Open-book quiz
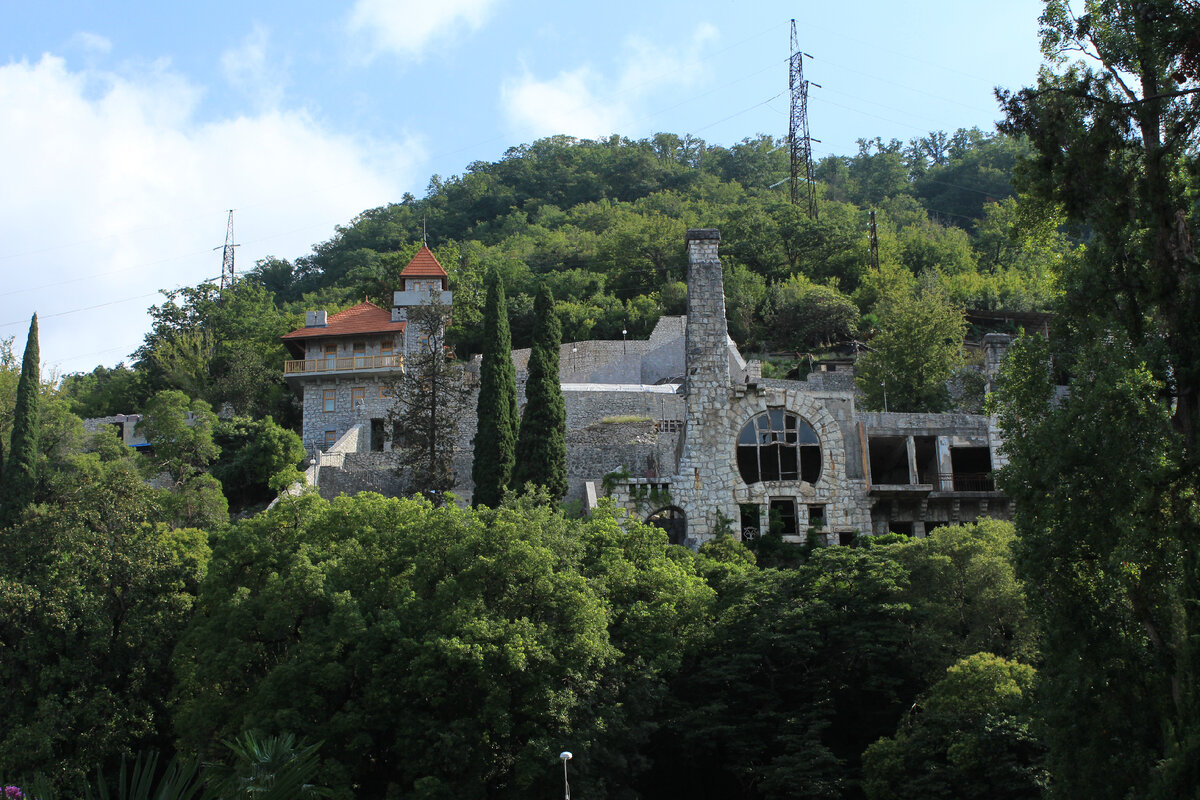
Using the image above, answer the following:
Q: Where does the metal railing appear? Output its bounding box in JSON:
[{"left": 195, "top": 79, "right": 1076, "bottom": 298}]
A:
[
  {"left": 283, "top": 354, "right": 405, "bottom": 375},
  {"left": 919, "top": 471, "right": 996, "bottom": 492}
]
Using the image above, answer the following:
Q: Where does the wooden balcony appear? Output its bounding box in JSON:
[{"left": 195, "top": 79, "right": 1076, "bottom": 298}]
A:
[{"left": 284, "top": 354, "right": 405, "bottom": 375}]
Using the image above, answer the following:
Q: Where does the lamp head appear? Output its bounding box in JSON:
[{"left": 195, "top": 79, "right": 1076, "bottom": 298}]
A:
[{"left": 560, "top": 751, "right": 573, "bottom": 761}]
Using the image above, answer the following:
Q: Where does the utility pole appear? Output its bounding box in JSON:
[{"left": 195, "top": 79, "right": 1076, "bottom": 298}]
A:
[
  {"left": 216, "top": 209, "right": 239, "bottom": 294},
  {"left": 868, "top": 209, "right": 880, "bottom": 270},
  {"left": 788, "top": 19, "right": 819, "bottom": 219}
]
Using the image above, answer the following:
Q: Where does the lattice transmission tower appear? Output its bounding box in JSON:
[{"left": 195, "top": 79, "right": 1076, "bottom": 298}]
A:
[
  {"left": 216, "top": 209, "right": 239, "bottom": 293},
  {"left": 788, "top": 19, "right": 819, "bottom": 219}
]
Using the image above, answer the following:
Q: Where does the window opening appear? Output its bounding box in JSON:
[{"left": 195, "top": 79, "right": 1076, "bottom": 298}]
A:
[
  {"left": 739, "top": 503, "right": 761, "bottom": 541},
  {"left": 323, "top": 388, "right": 336, "bottom": 412},
  {"left": 807, "top": 504, "right": 826, "bottom": 529},
  {"left": 645, "top": 506, "right": 687, "bottom": 546},
  {"left": 323, "top": 429, "right": 337, "bottom": 449},
  {"left": 736, "top": 411, "right": 821, "bottom": 485},
  {"left": 769, "top": 498, "right": 799, "bottom": 537},
  {"left": 868, "top": 436, "right": 910, "bottom": 485},
  {"left": 353, "top": 341, "right": 367, "bottom": 368},
  {"left": 324, "top": 343, "right": 337, "bottom": 368},
  {"left": 950, "top": 447, "right": 994, "bottom": 491},
  {"left": 914, "top": 436, "right": 938, "bottom": 485},
  {"left": 370, "top": 419, "right": 385, "bottom": 452},
  {"left": 352, "top": 387, "right": 366, "bottom": 409},
  {"left": 889, "top": 521, "right": 914, "bottom": 537}
]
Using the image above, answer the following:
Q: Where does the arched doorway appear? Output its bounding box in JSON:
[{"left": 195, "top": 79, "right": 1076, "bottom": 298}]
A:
[{"left": 646, "top": 506, "right": 687, "bottom": 546}]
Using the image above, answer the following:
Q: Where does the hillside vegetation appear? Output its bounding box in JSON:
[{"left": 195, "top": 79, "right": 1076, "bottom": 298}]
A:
[{"left": 60, "top": 127, "right": 1067, "bottom": 424}]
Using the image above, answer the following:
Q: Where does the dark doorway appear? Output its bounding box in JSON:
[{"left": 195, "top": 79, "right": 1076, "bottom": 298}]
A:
[{"left": 646, "top": 507, "right": 687, "bottom": 546}]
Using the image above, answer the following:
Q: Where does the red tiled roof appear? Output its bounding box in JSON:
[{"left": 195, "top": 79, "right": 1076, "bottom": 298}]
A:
[
  {"left": 400, "top": 245, "right": 448, "bottom": 279},
  {"left": 281, "top": 301, "right": 407, "bottom": 341}
]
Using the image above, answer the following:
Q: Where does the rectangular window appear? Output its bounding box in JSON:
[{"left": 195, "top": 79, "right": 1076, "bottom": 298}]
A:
[
  {"left": 379, "top": 385, "right": 391, "bottom": 399},
  {"left": 807, "top": 504, "right": 826, "bottom": 529},
  {"left": 769, "top": 498, "right": 799, "bottom": 537},
  {"left": 352, "top": 387, "right": 366, "bottom": 409},
  {"left": 323, "top": 388, "right": 336, "bottom": 412},
  {"left": 353, "top": 341, "right": 367, "bottom": 369},
  {"left": 324, "top": 343, "right": 337, "bottom": 368},
  {"left": 380, "top": 339, "right": 393, "bottom": 355},
  {"left": 323, "top": 429, "right": 337, "bottom": 449}
]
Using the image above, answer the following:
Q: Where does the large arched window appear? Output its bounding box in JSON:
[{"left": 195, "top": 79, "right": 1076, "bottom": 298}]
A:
[{"left": 736, "top": 410, "right": 821, "bottom": 484}]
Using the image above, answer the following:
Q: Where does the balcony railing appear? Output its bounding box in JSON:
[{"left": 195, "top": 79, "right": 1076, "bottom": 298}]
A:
[
  {"left": 919, "top": 471, "right": 996, "bottom": 492},
  {"left": 284, "top": 354, "right": 405, "bottom": 375}
]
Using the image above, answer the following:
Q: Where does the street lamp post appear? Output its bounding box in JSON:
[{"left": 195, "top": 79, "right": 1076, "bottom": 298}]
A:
[{"left": 559, "top": 751, "right": 572, "bottom": 800}]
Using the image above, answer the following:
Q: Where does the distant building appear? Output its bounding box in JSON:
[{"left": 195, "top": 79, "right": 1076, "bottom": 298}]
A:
[
  {"left": 281, "top": 245, "right": 450, "bottom": 456},
  {"left": 283, "top": 232, "right": 1013, "bottom": 546}
]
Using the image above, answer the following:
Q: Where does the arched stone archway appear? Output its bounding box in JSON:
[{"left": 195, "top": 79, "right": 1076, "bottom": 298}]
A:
[{"left": 646, "top": 506, "right": 687, "bottom": 546}]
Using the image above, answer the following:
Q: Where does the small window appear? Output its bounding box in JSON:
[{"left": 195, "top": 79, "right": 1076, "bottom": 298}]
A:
[
  {"left": 807, "top": 504, "right": 826, "bottom": 529},
  {"left": 739, "top": 503, "right": 761, "bottom": 541},
  {"left": 379, "top": 385, "right": 392, "bottom": 399},
  {"left": 323, "top": 429, "right": 337, "bottom": 449},
  {"left": 323, "top": 388, "right": 336, "bottom": 412},
  {"left": 352, "top": 387, "right": 366, "bottom": 409},
  {"left": 324, "top": 343, "right": 337, "bottom": 367},
  {"left": 353, "top": 341, "right": 367, "bottom": 368},
  {"left": 380, "top": 339, "right": 393, "bottom": 356},
  {"left": 769, "top": 498, "right": 799, "bottom": 537}
]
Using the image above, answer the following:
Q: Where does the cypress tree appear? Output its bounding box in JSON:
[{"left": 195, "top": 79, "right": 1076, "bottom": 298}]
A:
[
  {"left": 512, "top": 286, "right": 567, "bottom": 499},
  {"left": 1, "top": 314, "right": 40, "bottom": 526},
  {"left": 471, "top": 275, "right": 518, "bottom": 507}
]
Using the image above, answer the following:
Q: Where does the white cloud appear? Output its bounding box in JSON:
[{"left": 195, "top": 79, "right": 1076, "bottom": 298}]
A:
[
  {"left": 0, "top": 55, "right": 423, "bottom": 374},
  {"left": 501, "top": 66, "right": 629, "bottom": 140},
  {"left": 347, "top": 0, "right": 495, "bottom": 60},
  {"left": 500, "top": 24, "right": 719, "bottom": 141},
  {"left": 220, "top": 23, "right": 287, "bottom": 109},
  {"left": 67, "top": 32, "right": 113, "bottom": 55}
]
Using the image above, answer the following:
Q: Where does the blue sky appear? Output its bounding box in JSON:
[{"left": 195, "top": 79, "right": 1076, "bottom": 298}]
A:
[{"left": 0, "top": 0, "right": 1048, "bottom": 375}]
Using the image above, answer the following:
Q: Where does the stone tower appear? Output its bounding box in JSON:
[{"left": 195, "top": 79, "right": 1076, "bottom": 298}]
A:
[{"left": 671, "top": 229, "right": 740, "bottom": 543}]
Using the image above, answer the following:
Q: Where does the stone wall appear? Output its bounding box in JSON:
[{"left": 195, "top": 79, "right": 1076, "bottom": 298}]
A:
[{"left": 299, "top": 376, "right": 392, "bottom": 454}]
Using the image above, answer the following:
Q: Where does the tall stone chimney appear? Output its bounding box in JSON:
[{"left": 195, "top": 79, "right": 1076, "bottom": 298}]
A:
[
  {"left": 683, "top": 228, "right": 729, "bottom": 402},
  {"left": 674, "top": 228, "right": 734, "bottom": 542}
]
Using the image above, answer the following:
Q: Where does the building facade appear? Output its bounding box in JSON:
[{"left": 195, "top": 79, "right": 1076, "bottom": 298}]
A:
[{"left": 285, "top": 231, "right": 1012, "bottom": 547}]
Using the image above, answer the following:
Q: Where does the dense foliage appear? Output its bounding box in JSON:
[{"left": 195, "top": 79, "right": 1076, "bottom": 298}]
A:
[
  {"left": 470, "top": 275, "right": 518, "bottom": 508},
  {"left": 511, "top": 286, "right": 568, "bottom": 498},
  {"left": 13, "top": 2, "right": 1200, "bottom": 795},
  {"left": 992, "top": 1, "right": 1200, "bottom": 797}
]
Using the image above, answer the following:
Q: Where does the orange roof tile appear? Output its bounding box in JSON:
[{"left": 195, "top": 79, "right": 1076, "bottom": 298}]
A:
[
  {"left": 400, "top": 245, "right": 448, "bottom": 279},
  {"left": 281, "top": 301, "right": 407, "bottom": 341}
]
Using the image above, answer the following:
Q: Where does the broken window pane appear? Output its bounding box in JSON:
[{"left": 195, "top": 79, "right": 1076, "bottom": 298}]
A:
[{"left": 737, "top": 412, "right": 821, "bottom": 485}]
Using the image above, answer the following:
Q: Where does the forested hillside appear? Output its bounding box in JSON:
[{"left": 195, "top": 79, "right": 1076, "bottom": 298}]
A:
[{"left": 59, "top": 126, "right": 1067, "bottom": 425}]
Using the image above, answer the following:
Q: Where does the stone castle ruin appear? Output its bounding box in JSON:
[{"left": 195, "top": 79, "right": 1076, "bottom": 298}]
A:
[{"left": 283, "top": 229, "right": 1013, "bottom": 547}]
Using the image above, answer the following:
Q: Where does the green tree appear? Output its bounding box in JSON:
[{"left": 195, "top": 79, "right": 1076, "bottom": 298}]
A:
[
  {"left": 386, "top": 294, "right": 470, "bottom": 503},
  {"left": 471, "top": 275, "right": 518, "bottom": 507},
  {"left": 856, "top": 283, "right": 966, "bottom": 412},
  {"left": 881, "top": 520, "right": 1038, "bottom": 681},
  {"left": 862, "top": 653, "right": 1046, "bottom": 800},
  {"left": 512, "top": 286, "right": 567, "bottom": 499},
  {"left": 173, "top": 493, "right": 709, "bottom": 799},
  {"left": 762, "top": 275, "right": 859, "bottom": 351},
  {"left": 994, "top": 2, "right": 1200, "bottom": 796},
  {"left": 654, "top": 546, "right": 916, "bottom": 799},
  {"left": 1, "top": 315, "right": 40, "bottom": 527},
  {"left": 0, "top": 452, "right": 209, "bottom": 787},
  {"left": 211, "top": 415, "right": 306, "bottom": 511},
  {"left": 137, "top": 390, "right": 220, "bottom": 485}
]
